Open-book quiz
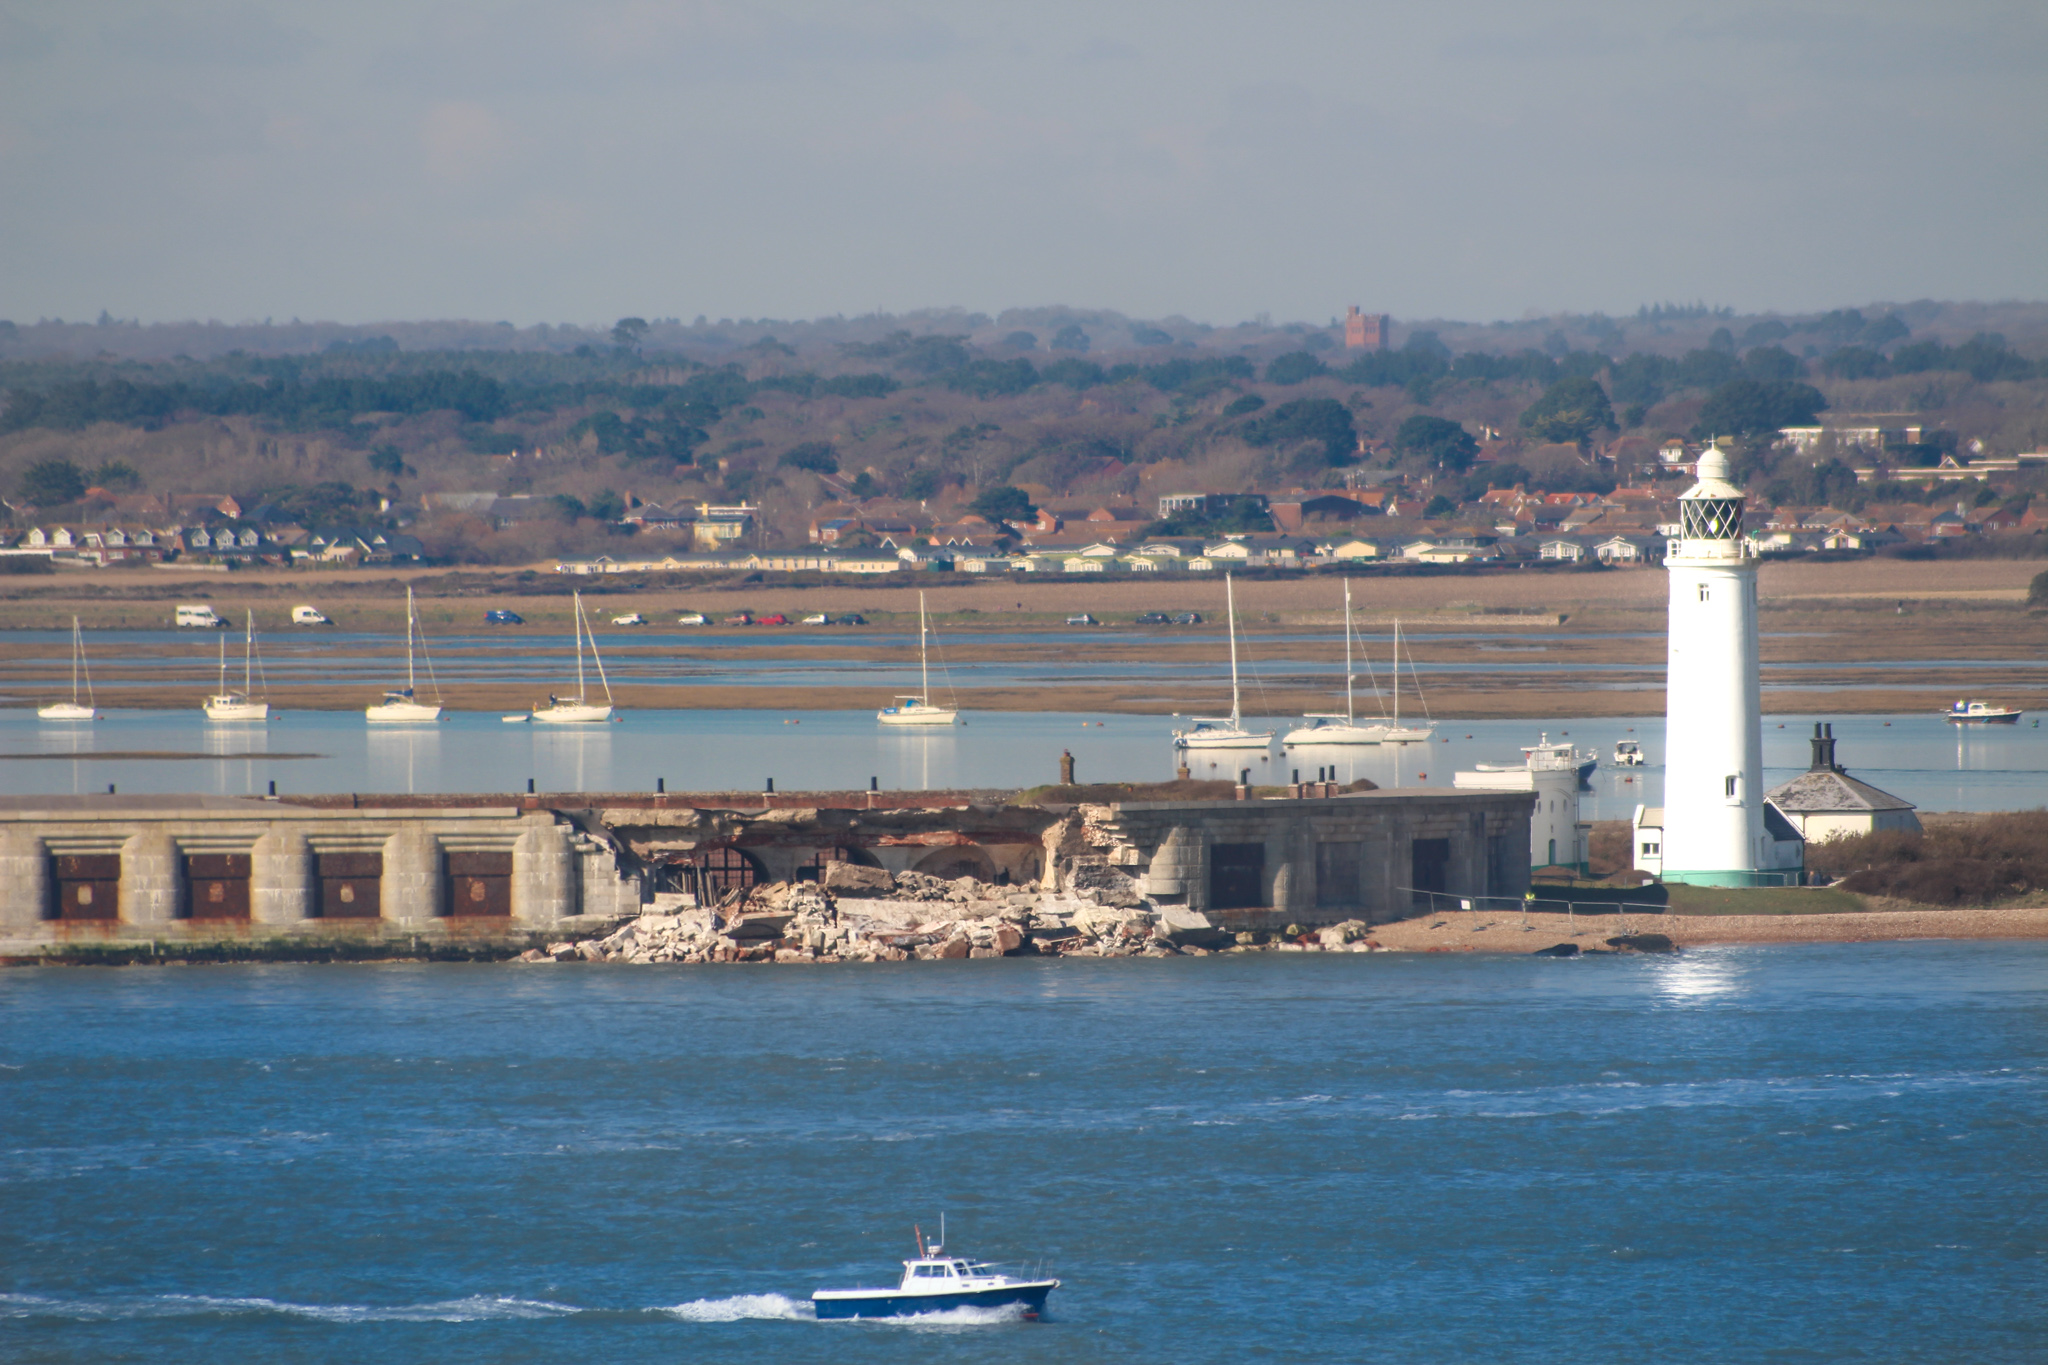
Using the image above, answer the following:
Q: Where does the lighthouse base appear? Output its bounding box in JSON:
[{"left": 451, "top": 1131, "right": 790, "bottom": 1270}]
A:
[{"left": 1660, "top": 868, "right": 1806, "bottom": 889}]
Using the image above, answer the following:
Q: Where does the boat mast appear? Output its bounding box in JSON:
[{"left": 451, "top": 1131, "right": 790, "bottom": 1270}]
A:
[
  {"left": 405, "top": 585, "right": 418, "bottom": 692},
  {"left": 1391, "top": 619, "right": 1400, "bottom": 728},
  {"left": 1226, "top": 573, "right": 1241, "bottom": 728},
  {"left": 919, "top": 591, "right": 931, "bottom": 702},
  {"left": 1343, "top": 581, "right": 1354, "bottom": 724},
  {"left": 69, "top": 616, "right": 82, "bottom": 705},
  {"left": 243, "top": 611, "right": 255, "bottom": 696},
  {"left": 217, "top": 630, "right": 227, "bottom": 696},
  {"left": 573, "top": 591, "right": 587, "bottom": 702}
]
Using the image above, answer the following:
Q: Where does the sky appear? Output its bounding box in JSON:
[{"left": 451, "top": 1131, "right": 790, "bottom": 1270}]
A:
[{"left": 2, "top": 1, "right": 2044, "bottom": 328}]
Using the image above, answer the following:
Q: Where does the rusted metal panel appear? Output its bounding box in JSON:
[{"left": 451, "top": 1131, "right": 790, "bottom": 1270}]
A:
[
  {"left": 52, "top": 853, "right": 120, "bottom": 921},
  {"left": 183, "top": 852, "right": 251, "bottom": 920},
  {"left": 315, "top": 851, "right": 382, "bottom": 919},
  {"left": 445, "top": 850, "right": 512, "bottom": 917}
]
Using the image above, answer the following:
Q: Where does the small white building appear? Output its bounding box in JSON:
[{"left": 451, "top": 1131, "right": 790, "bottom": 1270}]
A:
[
  {"left": 1762, "top": 724, "right": 1920, "bottom": 841},
  {"left": 1454, "top": 734, "right": 1589, "bottom": 872}
]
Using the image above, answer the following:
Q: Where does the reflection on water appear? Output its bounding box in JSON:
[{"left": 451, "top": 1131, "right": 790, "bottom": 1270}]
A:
[
  {"left": 0, "top": 709, "right": 2044, "bottom": 811},
  {"left": 1654, "top": 950, "right": 1747, "bottom": 1003}
]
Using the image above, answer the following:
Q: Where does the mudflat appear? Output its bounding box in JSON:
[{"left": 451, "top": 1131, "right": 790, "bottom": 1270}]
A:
[{"left": 1, "top": 558, "right": 2041, "bottom": 717}]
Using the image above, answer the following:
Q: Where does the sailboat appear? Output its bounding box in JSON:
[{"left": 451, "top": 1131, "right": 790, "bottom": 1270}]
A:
[
  {"left": 528, "top": 591, "right": 615, "bottom": 723},
  {"left": 203, "top": 611, "right": 271, "bottom": 721},
  {"left": 38, "top": 616, "right": 99, "bottom": 721},
  {"left": 1283, "top": 581, "right": 1392, "bottom": 745},
  {"left": 1380, "top": 619, "right": 1436, "bottom": 743},
  {"left": 878, "top": 591, "right": 958, "bottom": 725},
  {"left": 1173, "top": 574, "right": 1275, "bottom": 750},
  {"left": 366, "top": 586, "right": 444, "bottom": 722}
]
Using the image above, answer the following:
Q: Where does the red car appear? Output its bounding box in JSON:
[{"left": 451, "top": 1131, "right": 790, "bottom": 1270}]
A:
[
  {"left": 724, "top": 612, "right": 754, "bottom": 626},
  {"left": 758, "top": 613, "right": 790, "bottom": 626}
]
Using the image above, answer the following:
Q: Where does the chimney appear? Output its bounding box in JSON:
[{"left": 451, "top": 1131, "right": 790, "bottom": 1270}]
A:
[{"left": 1809, "top": 722, "right": 1840, "bottom": 773}]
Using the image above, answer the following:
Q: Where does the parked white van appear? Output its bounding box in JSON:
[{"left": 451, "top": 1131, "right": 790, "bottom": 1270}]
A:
[
  {"left": 291, "top": 605, "right": 331, "bottom": 625},
  {"left": 175, "top": 604, "right": 227, "bottom": 628}
]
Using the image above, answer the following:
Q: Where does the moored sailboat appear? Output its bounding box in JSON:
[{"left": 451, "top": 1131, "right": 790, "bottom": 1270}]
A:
[
  {"left": 878, "top": 591, "right": 958, "bottom": 725},
  {"left": 203, "top": 611, "right": 271, "bottom": 721},
  {"left": 529, "top": 591, "right": 615, "bottom": 723},
  {"left": 366, "top": 586, "right": 444, "bottom": 722},
  {"left": 38, "top": 616, "right": 100, "bottom": 721},
  {"left": 1283, "top": 581, "right": 1391, "bottom": 746},
  {"left": 1174, "top": 574, "right": 1275, "bottom": 750},
  {"left": 1379, "top": 619, "right": 1436, "bottom": 744}
]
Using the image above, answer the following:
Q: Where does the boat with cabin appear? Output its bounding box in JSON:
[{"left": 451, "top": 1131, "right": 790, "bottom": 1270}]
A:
[
  {"left": 202, "top": 611, "right": 271, "bottom": 721},
  {"left": 1175, "top": 574, "right": 1275, "bottom": 750},
  {"left": 877, "top": 592, "right": 958, "bottom": 726},
  {"left": 811, "top": 1219, "right": 1058, "bottom": 1321},
  {"left": 1945, "top": 699, "right": 2021, "bottom": 724},
  {"left": 1613, "top": 739, "right": 1644, "bottom": 766},
  {"left": 365, "top": 586, "right": 444, "bottom": 722},
  {"left": 38, "top": 617, "right": 99, "bottom": 721},
  {"left": 1283, "top": 581, "right": 1393, "bottom": 745}
]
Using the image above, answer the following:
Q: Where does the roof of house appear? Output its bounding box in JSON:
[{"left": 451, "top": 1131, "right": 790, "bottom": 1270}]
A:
[{"left": 1764, "top": 768, "right": 1916, "bottom": 814}]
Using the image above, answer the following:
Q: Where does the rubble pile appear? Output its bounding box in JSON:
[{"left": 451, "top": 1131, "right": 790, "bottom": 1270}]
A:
[{"left": 515, "top": 865, "right": 1389, "bottom": 965}]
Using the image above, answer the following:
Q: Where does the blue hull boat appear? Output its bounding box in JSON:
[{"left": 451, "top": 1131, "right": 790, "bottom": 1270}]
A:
[
  {"left": 812, "top": 1222, "right": 1058, "bottom": 1321},
  {"left": 812, "top": 1279, "right": 1057, "bottom": 1320}
]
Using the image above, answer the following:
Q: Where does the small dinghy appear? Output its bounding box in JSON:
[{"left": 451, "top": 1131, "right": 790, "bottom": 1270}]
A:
[{"left": 812, "top": 1219, "right": 1058, "bottom": 1321}]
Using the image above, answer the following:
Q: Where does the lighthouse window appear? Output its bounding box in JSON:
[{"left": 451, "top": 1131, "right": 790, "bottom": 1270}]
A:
[
  {"left": 1698, "top": 584, "right": 1710, "bottom": 602},
  {"left": 1725, "top": 775, "right": 1738, "bottom": 797}
]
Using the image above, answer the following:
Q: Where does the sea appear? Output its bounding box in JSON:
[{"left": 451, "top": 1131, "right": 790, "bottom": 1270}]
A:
[
  {"left": 4, "top": 707, "right": 2046, "bottom": 818},
  {"left": 1, "top": 946, "right": 2042, "bottom": 1363}
]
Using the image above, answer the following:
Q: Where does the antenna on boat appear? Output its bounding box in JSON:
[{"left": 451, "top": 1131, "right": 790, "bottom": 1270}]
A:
[
  {"left": 939, "top": 1211, "right": 945, "bottom": 1254},
  {"left": 914, "top": 1223, "right": 923, "bottom": 1256}
]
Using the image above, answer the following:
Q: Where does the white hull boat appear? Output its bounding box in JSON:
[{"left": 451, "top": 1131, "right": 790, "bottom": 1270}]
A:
[
  {"left": 203, "top": 612, "right": 271, "bottom": 722},
  {"left": 367, "top": 586, "right": 445, "bottom": 722},
  {"left": 1284, "top": 582, "right": 1389, "bottom": 746},
  {"left": 1946, "top": 699, "right": 2021, "bottom": 724},
  {"left": 878, "top": 592, "right": 958, "bottom": 726},
  {"left": 531, "top": 590, "right": 616, "bottom": 722},
  {"left": 813, "top": 1218, "right": 1058, "bottom": 1322},
  {"left": 1175, "top": 574, "right": 1274, "bottom": 751},
  {"left": 38, "top": 617, "right": 99, "bottom": 721}
]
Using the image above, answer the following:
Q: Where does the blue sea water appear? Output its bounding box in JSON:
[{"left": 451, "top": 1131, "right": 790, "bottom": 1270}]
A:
[{"left": 2, "top": 946, "right": 2043, "bottom": 1363}]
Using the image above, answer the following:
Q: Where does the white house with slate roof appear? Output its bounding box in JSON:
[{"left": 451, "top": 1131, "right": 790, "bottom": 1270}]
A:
[{"left": 1763, "top": 724, "right": 1920, "bottom": 842}]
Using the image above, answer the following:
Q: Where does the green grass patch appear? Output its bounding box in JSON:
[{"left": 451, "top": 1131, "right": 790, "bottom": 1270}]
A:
[{"left": 1663, "top": 884, "right": 1867, "bottom": 916}]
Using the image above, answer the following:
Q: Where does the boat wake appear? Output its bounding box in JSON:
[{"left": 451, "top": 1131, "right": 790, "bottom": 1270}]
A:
[
  {"left": 659, "top": 1293, "right": 814, "bottom": 1322},
  {"left": 0, "top": 1292, "right": 581, "bottom": 1323}
]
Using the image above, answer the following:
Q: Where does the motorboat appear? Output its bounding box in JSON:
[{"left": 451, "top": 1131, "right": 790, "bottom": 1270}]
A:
[
  {"left": 366, "top": 586, "right": 444, "bottom": 722},
  {"left": 1175, "top": 574, "right": 1275, "bottom": 751},
  {"left": 1945, "top": 699, "right": 2021, "bottom": 724},
  {"left": 1283, "top": 581, "right": 1391, "bottom": 745},
  {"left": 531, "top": 591, "right": 616, "bottom": 723},
  {"left": 1474, "top": 734, "right": 1596, "bottom": 784},
  {"left": 38, "top": 616, "right": 99, "bottom": 721},
  {"left": 878, "top": 592, "right": 958, "bottom": 726},
  {"left": 203, "top": 611, "right": 271, "bottom": 722},
  {"left": 1613, "top": 739, "right": 1645, "bottom": 766},
  {"left": 812, "top": 1221, "right": 1058, "bottom": 1321}
]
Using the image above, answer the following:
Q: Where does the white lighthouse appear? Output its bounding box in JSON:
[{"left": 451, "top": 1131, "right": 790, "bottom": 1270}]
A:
[{"left": 1654, "top": 444, "right": 1775, "bottom": 886}]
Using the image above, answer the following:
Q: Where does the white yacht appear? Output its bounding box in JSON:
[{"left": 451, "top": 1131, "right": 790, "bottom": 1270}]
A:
[
  {"left": 1377, "top": 620, "right": 1436, "bottom": 743},
  {"left": 203, "top": 612, "right": 271, "bottom": 722},
  {"left": 1174, "top": 574, "right": 1275, "bottom": 751},
  {"left": 878, "top": 592, "right": 958, "bottom": 726},
  {"left": 1284, "top": 581, "right": 1394, "bottom": 745},
  {"left": 529, "top": 591, "right": 615, "bottom": 723},
  {"left": 38, "top": 616, "right": 99, "bottom": 721},
  {"left": 366, "top": 586, "right": 444, "bottom": 722},
  {"left": 812, "top": 1218, "right": 1058, "bottom": 1321}
]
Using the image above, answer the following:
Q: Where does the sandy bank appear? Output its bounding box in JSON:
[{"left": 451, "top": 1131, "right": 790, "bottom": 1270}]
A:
[{"left": 1363, "top": 904, "right": 2048, "bottom": 952}]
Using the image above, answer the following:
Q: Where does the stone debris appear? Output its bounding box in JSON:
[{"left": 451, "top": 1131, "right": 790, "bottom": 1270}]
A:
[{"left": 520, "top": 866, "right": 1399, "bottom": 965}]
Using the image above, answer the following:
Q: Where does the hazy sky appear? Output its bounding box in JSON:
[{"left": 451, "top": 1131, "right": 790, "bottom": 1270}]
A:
[{"left": 3, "top": 1, "right": 2044, "bottom": 327}]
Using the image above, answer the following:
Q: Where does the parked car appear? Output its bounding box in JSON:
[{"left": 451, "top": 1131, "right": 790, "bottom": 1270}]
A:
[
  {"left": 610, "top": 612, "right": 647, "bottom": 626},
  {"left": 758, "top": 613, "right": 790, "bottom": 626},
  {"left": 677, "top": 612, "right": 708, "bottom": 625},
  {"left": 485, "top": 609, "right": 524, "bottom": 624},
  {"left": 800, "top": 612, "right": 830, "bottom": 625},
  {"left": 175, "top": 604, "right": 227, "bottom": 629},
  {"left": 1135, "top": 612, "right": 1170, "bottom": 625},
  {"left": 836, "top": 613, "right": 867, "bottom": 625},
  {"left": 1066, "top": 613, "right": 1099, "bottom": 626},
  {"left": 290, "top": 605, "right": 331, "bottom": 626},
  {"left": 723, "top": 612, "right": 755, "bottom": 626},
  {"left": 1172, "top": 612, "right": 1203, "bottom": 625}
]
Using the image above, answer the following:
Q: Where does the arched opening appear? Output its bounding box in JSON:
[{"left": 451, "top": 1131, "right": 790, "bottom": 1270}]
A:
[
  {"left": 796, "top": 845, "right": 881, "bottom": 882},
  {"left": 669, "top": 845, "right": 767, "bottom": 900},
  {"left": 911, "top": 844, "right": 997, "bottom": 882}
]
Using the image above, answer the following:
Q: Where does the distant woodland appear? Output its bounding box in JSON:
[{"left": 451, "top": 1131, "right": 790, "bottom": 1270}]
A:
[{"left": 2, "top": 300, "right": 2045, "bottom": 563}]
